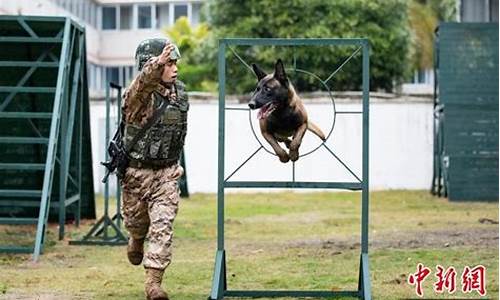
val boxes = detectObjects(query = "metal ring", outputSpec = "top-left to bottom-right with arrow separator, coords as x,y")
248,68 -> 336,158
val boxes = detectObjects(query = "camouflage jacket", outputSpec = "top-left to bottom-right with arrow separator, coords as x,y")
122,57 -> 189,166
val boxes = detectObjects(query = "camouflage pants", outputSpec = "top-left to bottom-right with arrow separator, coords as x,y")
121,164 -> 182,270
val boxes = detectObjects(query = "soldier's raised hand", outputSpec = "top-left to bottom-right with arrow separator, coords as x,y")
158,44 -> 175,65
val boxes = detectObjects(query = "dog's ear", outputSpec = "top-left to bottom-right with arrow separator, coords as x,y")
251,63 -> 267,81
274,59 -> 288,85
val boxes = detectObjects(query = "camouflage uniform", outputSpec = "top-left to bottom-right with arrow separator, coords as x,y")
121,53 -> 185,271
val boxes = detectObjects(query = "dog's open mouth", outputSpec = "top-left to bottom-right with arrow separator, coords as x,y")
257,102 -> 277,119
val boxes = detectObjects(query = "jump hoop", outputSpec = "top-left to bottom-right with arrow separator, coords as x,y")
248,67 -> 337,158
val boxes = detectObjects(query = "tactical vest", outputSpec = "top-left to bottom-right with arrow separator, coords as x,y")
123,81 -> 189,168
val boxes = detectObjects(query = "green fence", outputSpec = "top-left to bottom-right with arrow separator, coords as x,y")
432,23 -> 498,201
0,16 -> 95,259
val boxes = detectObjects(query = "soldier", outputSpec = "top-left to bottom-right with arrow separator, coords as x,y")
121,38 -> 188,300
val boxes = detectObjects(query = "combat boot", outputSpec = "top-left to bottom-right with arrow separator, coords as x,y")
145,268 -> 169,300
127,237 -> 145,265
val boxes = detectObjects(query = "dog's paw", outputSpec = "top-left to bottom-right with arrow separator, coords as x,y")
289,141 -> 300,151
289,150 -> 299,162
278,152 -> 290,163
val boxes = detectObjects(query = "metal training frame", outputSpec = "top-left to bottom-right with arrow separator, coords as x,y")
209,38 -> 371,299
70,82 -> 127,246
0,16 -> 95,260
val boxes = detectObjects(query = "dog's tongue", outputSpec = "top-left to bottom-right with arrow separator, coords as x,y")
258,103 -> 275,120
257,108 -> 265,119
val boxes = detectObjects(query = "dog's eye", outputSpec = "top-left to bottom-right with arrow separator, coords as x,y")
264,86 -> 271,92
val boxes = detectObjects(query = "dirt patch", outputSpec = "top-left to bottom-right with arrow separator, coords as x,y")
287,226 -> 499,251
0,291 -> 92,300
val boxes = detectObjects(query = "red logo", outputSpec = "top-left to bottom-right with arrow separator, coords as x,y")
408,264 -> 487,297
434,265 -> 457,293
408,263 -> 432,297
461,265 -> 487,296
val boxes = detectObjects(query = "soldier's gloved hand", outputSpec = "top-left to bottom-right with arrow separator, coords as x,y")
172,165 -> 184,180
158,44 -> 175,65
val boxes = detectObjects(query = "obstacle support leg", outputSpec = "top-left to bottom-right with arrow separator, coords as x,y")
209,250 -> 227,300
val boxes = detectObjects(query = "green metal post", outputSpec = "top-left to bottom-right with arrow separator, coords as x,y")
217,41 -> 226,253
58,64 -> 68,240
76,66 -> 83,227
210,39 -> 227,300
115,86 -> 122,229
33,18 -> 71,261
360,40 -> 371,300
104,83 -> 111,240
59,33 -> 83,240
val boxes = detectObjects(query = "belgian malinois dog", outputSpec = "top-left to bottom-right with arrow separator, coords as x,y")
248,59 -> 326,163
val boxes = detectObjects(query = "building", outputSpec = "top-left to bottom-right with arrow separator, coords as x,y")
460,0 -> 498,22
0,0 -> 204,98
403,0 -> 498,95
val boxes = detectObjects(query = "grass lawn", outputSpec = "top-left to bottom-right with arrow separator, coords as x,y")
0,190 -> 497,299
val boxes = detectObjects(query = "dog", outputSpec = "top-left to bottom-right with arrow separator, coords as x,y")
248,59 -> 326,163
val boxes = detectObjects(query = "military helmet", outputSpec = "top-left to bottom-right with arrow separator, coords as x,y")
135,38 -> 181,71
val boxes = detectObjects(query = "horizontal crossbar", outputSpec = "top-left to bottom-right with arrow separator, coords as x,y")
0,37 -> 62,43
0,86 -> 56,93
224,290 -> 360,298
0,189 -> 42,197
220,38 -> 368,46
224,181 -> 362,190
0,245 -> 34,253
0,199 -> 78,208
0,112 -> 52,119
0,61 -> 59,67
68,240 -> 128,246
0,217 -> 38,225
0,16 -> 66,22
0,137 -> 49,144
0,163 -> 45,170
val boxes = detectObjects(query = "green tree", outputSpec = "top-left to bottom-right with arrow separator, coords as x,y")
408,1 -> 437,70
207,0 -> 411,93
407,0 -> 457,71
164,17 -> 216,91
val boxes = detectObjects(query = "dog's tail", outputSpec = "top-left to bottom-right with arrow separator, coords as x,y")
307,121 -> 326,141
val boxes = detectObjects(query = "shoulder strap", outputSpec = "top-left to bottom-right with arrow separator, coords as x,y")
125,97 -> 169,153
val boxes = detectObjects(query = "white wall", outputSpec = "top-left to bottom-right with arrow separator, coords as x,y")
98,29 -> 166,66
90,96 -> 434,194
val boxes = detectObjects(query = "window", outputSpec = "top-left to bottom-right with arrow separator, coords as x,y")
90,2 -> 97,27
70,0 -> 76,14
120,5 -> 133,29
129,66 -> 136,83
87,63 -> 93,90
83,1 -> 89,23
76,0 -> 82,20
62,0 -> 69,10
156,4 -> 170,28
491,0 -> 499,22
192,3 -> 202,25
174,4 -> 188,22
138,5 -> 152,29
102,6 -> 116,30
106,67 -> 119,85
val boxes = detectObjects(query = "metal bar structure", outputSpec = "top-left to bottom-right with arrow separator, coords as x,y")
431,23 -> 498,201
209,38 -> 371,299
0,16 -> 94,260
69,82 -> 127,246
